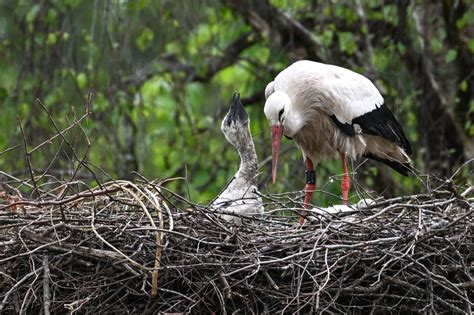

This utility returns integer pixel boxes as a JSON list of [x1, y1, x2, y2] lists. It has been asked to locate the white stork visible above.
[[212, 92, 264, 224], [264, 60, 412, 223]]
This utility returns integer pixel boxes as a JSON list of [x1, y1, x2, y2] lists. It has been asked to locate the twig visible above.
[[0, 267, 43, 312], [0, 185, 122, 210], [42, 255, 51, 315], [144, 187, 164, 298], [90, 197, 146, 271], [218, 270, 231, 299], [35, 97, 102, 189], [17, 116, 40, 198], [0, 144, 21, 156], [0, 175, 470, 313]]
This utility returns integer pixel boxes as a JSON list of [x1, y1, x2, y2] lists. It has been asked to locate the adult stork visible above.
[[264, 60, 411, 223], [212, 92, 264, 224]]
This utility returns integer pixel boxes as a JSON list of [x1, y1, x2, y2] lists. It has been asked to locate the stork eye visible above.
[[278, 108, 284, 120]]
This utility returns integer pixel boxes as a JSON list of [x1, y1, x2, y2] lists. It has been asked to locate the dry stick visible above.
[[36, 139, 65, 185], [17, 116, 40, 198], [148, 182, 174, 232], [63, 297, 92, 313], [0, 267, 44, 312], [263, 270, 279, 290], [144, 187, 164, 299], [32, 236, 125, 262], [296, 230, 335, 313], [0, 185, 122, 211], [381, 242, 469, 307], [28, 112, 88, 154], [70, 116, 91, 183], [35, 97, 103, 189], [384, 275, 466, 313], [129, 227, 224, 246], [224, 236, 400, 277], [0, 171, 56, 198], [0, 271, 15, 282], [0, 231, 71, 264], [90, 195, 146, 271], [460, 185, 473, 197], [415, 208, 473, 244], [211, 279, 227, 315], [114, 183, 165, 297], [42, 255, 51, 315], [29, 88, 93, 154], [218, 270, 231, 299], [0, 144, 21, 156], [288, 224, 331, 313], [403, 255, 472, 304], [131, 174, 179, 223]]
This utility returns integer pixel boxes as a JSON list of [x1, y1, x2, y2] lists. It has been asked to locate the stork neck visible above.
[[235, 139, 258, 184], [283, 106, 303, 137]]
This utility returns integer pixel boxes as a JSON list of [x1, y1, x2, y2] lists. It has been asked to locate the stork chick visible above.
[[212, 92, 264, 224], [264, 60, 412, 223]]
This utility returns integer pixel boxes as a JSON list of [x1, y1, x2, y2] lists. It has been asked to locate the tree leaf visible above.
[[445, 49, 457, 63], [338, 32, 357, 55]]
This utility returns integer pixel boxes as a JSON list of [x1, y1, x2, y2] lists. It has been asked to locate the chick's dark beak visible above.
[[225, 92, 248, 126]]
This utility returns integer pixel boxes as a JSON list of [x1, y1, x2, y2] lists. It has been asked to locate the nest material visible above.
[[0, 180, 472, 314]]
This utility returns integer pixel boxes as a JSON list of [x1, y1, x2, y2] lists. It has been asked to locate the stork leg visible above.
[[301, 158, 316, 224], [340, 152, 350, 205]]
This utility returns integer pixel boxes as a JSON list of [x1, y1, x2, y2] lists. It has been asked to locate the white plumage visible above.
[[267, 60, 384, 123], [264, 60, 412, 220], [265, 60, 411, 165], [211, 93, 264, 224]]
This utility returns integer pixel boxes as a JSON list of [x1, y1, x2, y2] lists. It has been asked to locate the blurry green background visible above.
[[0, 0, 472, 205]]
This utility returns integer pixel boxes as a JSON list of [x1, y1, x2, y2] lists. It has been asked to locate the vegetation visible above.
[[0, 2, 472, 313], [0, 0, 472, 205]]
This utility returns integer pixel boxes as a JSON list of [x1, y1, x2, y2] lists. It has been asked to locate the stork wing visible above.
[[320, 67, 411, 155], [319, 67, 384, 122], [329, 101, 412, 155], [352, 104, 412, 154]]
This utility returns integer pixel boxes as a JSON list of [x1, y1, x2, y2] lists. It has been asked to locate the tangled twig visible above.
[[0, 176, 472, 314]]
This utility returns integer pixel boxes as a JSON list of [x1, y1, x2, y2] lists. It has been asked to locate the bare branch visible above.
[[226, 0, 324, 62]]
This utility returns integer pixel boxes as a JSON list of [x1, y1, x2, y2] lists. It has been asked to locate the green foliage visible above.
[[430, 38, 443, 54], [0, 0, 471, 207], [136, 27, 154, 51], [445, 49, 458, 63], [338, 32, 357, 55]]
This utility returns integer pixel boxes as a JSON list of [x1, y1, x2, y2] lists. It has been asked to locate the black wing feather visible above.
[[352, 104, 412, 154], [363, 153, 412, 176], [330, 115, 355, 137], [328, 104, 413, 175]]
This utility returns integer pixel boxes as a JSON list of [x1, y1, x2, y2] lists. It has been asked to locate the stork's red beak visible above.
[[271, 124, 283, 184]]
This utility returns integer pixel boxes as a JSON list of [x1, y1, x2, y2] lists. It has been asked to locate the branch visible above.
[[42, 255, 51, 315], [191, 32, 258, 82], [17, 116, 39, 198], [225, 0, 324, 62], [115, 32, 257, 90]]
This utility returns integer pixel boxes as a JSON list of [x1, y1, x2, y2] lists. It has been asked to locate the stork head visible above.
[[264, 90, 292, 184], [221, 92, 249, 149]]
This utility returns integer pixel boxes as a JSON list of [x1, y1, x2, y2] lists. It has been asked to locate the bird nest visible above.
[[0, 177, 472, 314]]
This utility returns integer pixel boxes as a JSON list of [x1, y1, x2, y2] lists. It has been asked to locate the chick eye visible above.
[[278, 108, 284, 121]]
